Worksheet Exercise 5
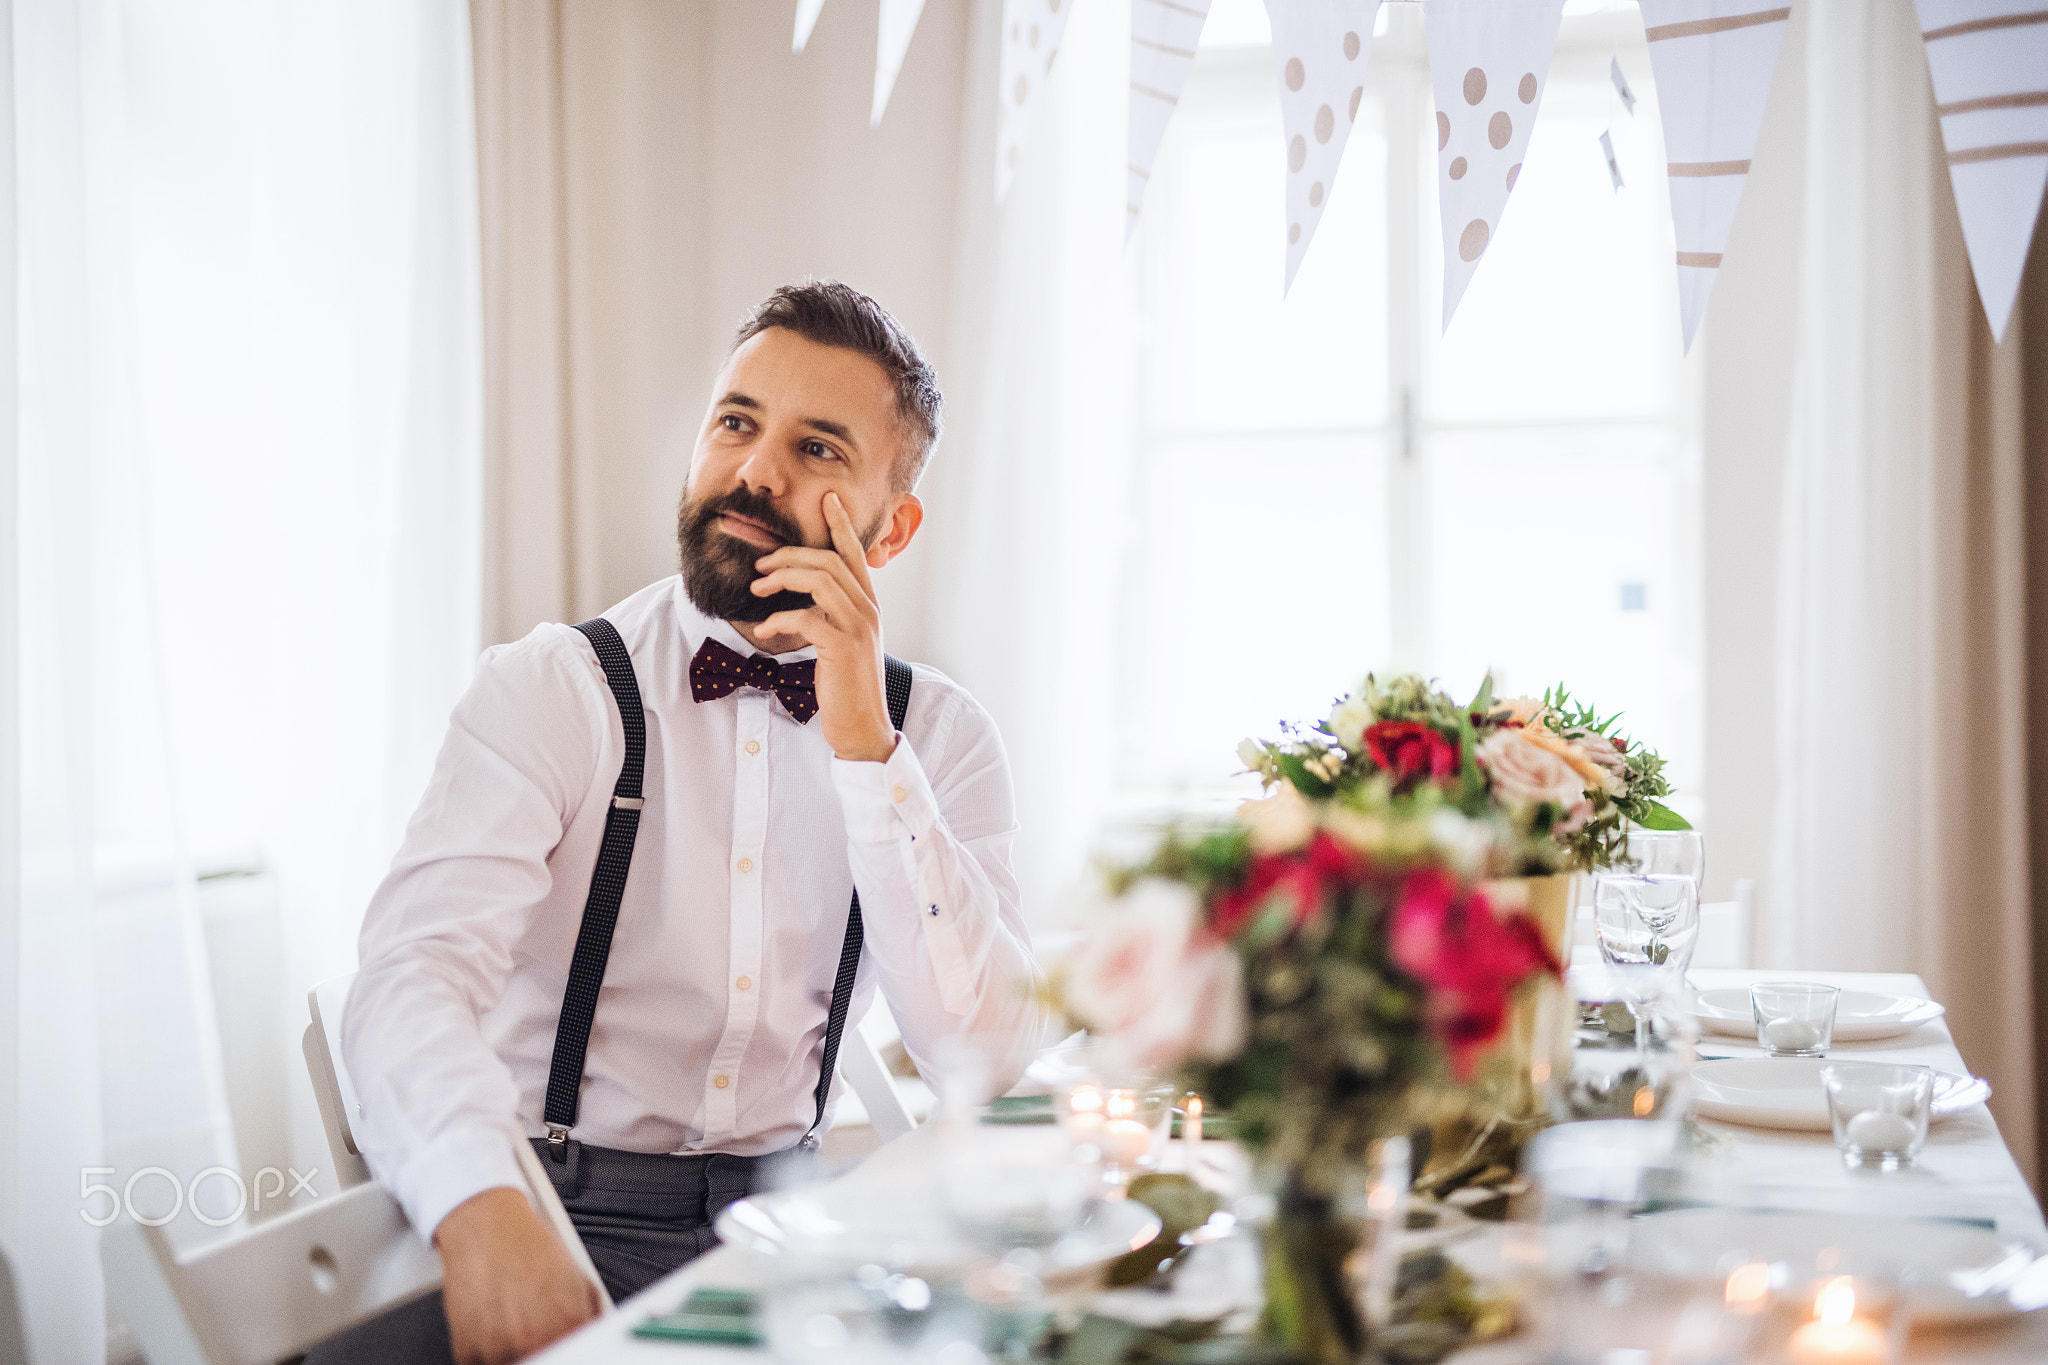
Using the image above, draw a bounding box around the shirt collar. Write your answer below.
[671,575,819,664]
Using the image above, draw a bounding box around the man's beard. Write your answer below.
[677,486,814,623]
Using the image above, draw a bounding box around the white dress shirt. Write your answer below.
[345,575,1046,1238]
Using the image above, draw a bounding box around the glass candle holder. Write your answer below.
[1821,1061,1933,1171]
[1751,982,1840,1057]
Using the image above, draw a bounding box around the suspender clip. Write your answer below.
[545,1122,572,1159]
[611,795,646,811]
[797,1133,820,1153]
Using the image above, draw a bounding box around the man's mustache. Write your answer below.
[687,487,806,548]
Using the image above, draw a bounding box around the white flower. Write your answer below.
[1475,729,1584,809]
[1427,808,1494,877]
[1329,697,1374,752]
[1065,879,1198,1036]
[1237,738,1270,774]
[1238,785,1316,853]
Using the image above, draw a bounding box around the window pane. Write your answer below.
[1424,426,1699,793]
[1421,73,1680,422]
[1146,78,1389,431]
[1127,435,1393,785]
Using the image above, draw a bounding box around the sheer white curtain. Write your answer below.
[6,1,483,1357]
[1772,0,2037,1183]
[924,0,1138,916]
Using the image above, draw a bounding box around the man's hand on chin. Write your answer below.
[435,1187,601,1364]
[750,490,898,764]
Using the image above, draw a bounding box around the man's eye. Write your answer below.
[803,441,837,460]
[721,414,746,432]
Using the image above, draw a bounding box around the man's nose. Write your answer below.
[734,440,790,498]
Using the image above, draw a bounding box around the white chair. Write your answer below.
[303,977,610,1307]
[103,1177,442,1365]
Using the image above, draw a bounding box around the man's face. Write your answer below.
[677,328,917,624]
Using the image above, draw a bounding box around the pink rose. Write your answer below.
[1066,879,1197,1036]
[1475,730,1585,809]
[1116,939,1248,1072]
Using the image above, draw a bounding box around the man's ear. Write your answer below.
[867,494,923,569]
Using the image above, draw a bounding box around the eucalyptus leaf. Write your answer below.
[1636,801,1692,831]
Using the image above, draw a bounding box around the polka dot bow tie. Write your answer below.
[688,637,820,724]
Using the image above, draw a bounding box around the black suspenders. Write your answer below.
[542,616,915,1160]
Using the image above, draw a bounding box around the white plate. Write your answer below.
[1629,1209,2040,1325]
[1690,1058,1990,1131]
[1694,987,1945,1041]
[714,1187,1161,1289]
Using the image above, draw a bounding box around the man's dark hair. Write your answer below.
[731,280,943,492]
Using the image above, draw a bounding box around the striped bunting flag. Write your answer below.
[1636,1,1793,352]
[872,0,929,125]
[1916,1,2048,341]
[996,0,1081,202]
[1128,0,1215,239]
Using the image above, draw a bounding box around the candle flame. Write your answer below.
[1723,1262,1770,1309]
[1816,1275,1856,1325]
[1632,1085,1656,1118]
[1105,1090,1136,1121]
[1069,1085,1102,1115]
[1186,1095,1203,1120]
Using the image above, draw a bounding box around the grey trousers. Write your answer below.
[303,1140,767,1364]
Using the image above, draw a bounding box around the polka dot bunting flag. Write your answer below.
[1422,0,1565,330]
[1128,0,1217,240]
[1264,0,1384,294]
[1637,1,1792,352]
[871,0,928,125]
[1914,0,2048,343]
[996,0,1080,203]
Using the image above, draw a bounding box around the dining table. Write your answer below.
[532,968,2046,1364]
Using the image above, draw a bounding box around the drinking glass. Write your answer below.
[1616,828,1705,889]
[1821,1062,1933,1170]
[1750,982,1839,1058]
[1556,965,1697,1127]
[1592,874,1699,1052]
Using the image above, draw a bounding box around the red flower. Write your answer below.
[1363,721,1459,786]
[1210,832,1362,939]
[1387,868,1560,1077]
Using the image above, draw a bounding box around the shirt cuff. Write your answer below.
[830,733,939,843]
[389,1123,529,1242]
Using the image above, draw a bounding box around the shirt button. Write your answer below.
[744,740,760,755]
[891,786,908,804]
[737,857,754,874]
[714,1074,730,1090]
[736,976,752,991]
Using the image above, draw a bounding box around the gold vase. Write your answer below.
[1472,873,1575,1120]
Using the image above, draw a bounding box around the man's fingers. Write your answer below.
[822,492,877,602]
[751,566,867,629]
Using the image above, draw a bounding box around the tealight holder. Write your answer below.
[1054,1073,1175,1184]
[1820,1061,1933,1172]
[1751,981,1840,1058]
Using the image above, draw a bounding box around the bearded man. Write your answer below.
[329,281,1044,1364]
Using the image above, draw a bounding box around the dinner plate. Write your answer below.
[1628,1209,2041,1325]
[1690,1058,1990,1131]
[714,1186,1161,1290]
[1693,987,1945,1041]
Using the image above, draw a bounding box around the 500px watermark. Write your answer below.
[80,1165,322,1227]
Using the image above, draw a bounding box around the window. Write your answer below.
[1116,0,1703,818]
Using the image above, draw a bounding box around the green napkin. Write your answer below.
[632,1287,763,1347]
[981,1093,1056,1124]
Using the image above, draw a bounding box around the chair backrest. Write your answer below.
[845,1006,919,1144]
[103,1179,441,1365]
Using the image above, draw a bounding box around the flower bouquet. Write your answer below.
[1059,674,1685,1362]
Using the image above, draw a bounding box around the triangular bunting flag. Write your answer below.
[872,0,928,125]
[1128,0,1215,239]
[1263,0,1384,293]
[1915,1,2048,343]
[1637,1,1792,352]
[1422,0,1565,329]
[996,0,1081,203]
[794,0,826,54]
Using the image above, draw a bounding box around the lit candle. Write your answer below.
[1101,1090,1152,1166]
[1762,1018,1823,1052]
[1065,1083,1104,1144]
[1786,1278,1886,1365]
[1844,1110,1915,1153]
[1184,1094,1204,1151]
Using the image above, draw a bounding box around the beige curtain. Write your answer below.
[1771,0,2046,1190]
[2023,224,2048,1202]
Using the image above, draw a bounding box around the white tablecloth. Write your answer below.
[532,969,2046,1363]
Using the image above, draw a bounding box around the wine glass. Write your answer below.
[1592,874,1698,1054]
[1616,829,1704,889]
